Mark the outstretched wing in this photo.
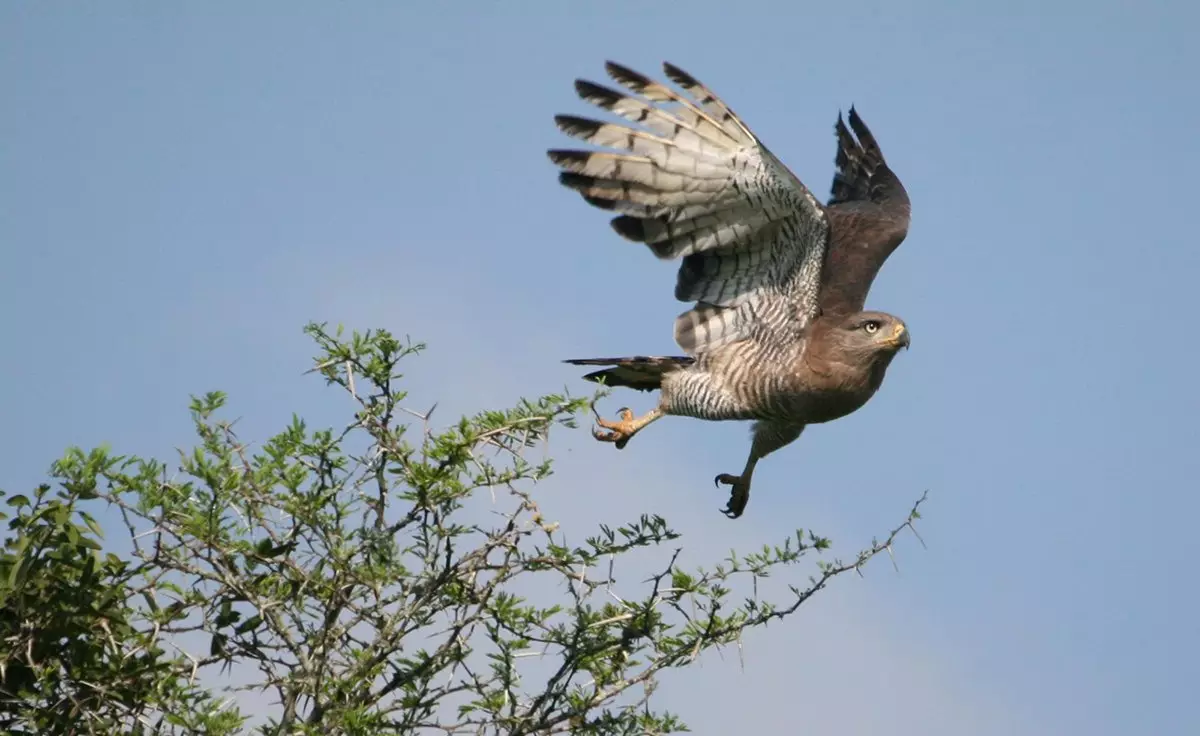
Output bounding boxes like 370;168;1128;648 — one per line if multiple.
548;62;829;356
818;107;911;317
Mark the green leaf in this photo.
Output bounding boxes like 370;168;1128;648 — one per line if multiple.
8;553;32;587
210;632;227;657
79;511;104;538
234;614;262;634
80;551;96;585
254;538;294;559
4;494;30;508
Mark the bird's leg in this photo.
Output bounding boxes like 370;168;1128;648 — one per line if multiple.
591;402;664;450
716;422;805;519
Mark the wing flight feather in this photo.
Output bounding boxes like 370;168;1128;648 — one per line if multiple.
549;61;829;355
820;107;911;316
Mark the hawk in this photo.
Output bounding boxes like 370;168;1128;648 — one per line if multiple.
551;62;911;519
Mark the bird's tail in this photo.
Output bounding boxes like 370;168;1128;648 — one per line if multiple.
563;355;694;392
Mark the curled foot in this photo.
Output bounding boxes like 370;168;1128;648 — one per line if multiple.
591;406;637;450
715;473;750;519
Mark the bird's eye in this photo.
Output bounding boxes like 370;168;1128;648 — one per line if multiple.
863;321;881;334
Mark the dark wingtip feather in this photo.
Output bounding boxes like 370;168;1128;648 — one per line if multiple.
846;107;882;157
847;107;865;131
547;149;589;168
556;170;595;191
661;61;695;88
834;113;854;146
575;79;622;106
605;61;652;90
605;60;643;79
582;194;617;211
554;114;603;138
610;215;646;242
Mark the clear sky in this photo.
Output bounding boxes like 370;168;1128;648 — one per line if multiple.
2;2;1197;734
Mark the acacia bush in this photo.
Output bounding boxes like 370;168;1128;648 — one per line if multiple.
0;323;925;734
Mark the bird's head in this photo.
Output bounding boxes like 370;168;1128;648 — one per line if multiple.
825;311;911;362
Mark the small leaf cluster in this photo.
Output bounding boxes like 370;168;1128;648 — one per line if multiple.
0;458;239;734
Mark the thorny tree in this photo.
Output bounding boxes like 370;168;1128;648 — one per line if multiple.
0;323;926;734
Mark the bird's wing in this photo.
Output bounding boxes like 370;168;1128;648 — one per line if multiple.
818;108;911;317
549;61;829;356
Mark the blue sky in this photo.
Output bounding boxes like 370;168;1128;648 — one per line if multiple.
2;2;1197;733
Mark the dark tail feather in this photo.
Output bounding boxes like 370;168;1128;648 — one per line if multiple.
563;355;694;392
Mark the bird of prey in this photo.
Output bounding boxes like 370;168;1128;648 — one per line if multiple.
551;61;912;519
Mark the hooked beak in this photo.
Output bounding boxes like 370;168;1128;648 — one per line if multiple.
887;323;911;350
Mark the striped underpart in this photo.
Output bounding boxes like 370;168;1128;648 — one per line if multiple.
661;339;805;422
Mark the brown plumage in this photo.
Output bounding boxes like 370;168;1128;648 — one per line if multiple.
553;61;912;518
